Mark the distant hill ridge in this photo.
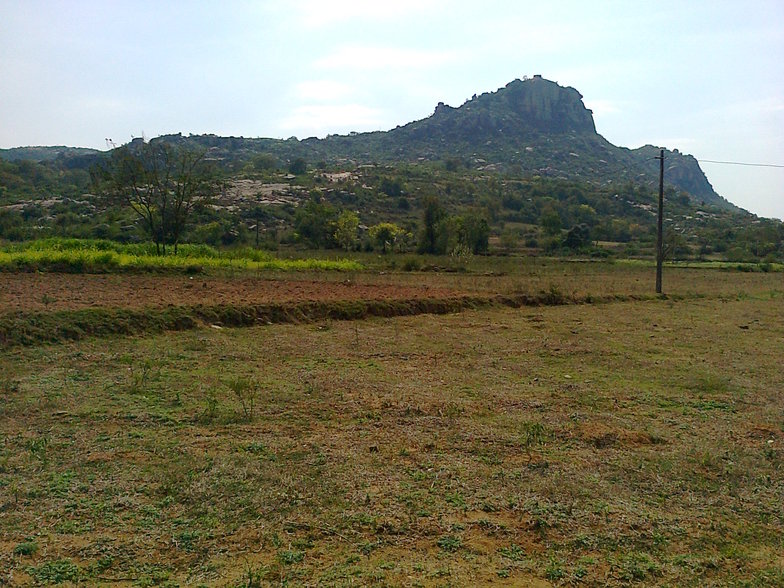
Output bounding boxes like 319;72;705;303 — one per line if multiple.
0;146;100;163
304;76;729;208
1;76;734;209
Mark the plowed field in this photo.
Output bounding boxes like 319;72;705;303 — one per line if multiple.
0;273;460;313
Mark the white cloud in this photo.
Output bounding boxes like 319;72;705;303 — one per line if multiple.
294;80;354;102
315;46;461;70
292;0;445;29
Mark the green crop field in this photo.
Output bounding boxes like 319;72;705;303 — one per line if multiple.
0;239;362;274
0;261;782;586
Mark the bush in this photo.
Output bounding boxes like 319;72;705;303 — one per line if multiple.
401;256;422;271
14;542;38;556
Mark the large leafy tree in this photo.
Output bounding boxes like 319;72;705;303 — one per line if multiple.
293;199;338;248
333;210;359;251
94;141;218;254
368;222;404;253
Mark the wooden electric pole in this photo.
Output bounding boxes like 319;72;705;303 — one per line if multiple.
655;149;665;294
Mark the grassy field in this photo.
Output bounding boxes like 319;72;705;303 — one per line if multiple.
0;264;783;586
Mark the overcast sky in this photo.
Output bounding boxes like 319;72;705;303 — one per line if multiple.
2;0;783;218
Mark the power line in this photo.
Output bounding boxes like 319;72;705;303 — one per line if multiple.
698;159;784;169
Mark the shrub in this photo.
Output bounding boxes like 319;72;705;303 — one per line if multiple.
14;541;38;556
227;377;259;422
401;256;422;271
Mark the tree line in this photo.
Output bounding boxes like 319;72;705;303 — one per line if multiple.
2;142;782;263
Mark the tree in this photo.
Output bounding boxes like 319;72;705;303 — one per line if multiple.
369;222;404;253
418;195;446;254
540;209;562;236
444;157;463;172
251;153;278;172
663;228;691;260
380;177;403;197
94;141;217;254
288;158;307;175
334;210;359;251
293;199;337;248
456;213;490;254
563;223;591;250
573;204;597;227
249;205;272;248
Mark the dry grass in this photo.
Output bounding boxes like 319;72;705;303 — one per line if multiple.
360;258;783;299
0;267;782;586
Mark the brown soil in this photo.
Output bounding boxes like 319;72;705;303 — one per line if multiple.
0;273;460;313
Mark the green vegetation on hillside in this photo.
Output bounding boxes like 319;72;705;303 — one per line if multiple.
1;77;782;263
1;155;782;263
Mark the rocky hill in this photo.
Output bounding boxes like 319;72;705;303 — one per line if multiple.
149;76;731;210
0;77;733;210
308;76;728;208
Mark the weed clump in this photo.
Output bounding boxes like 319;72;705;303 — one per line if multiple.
227;377;259;422
520;421;548;462
277;550;305;565
541;284;568;305
13;541;38;557
199;387;220;423
26;559;81;584
616;552;660;581
498;544;525;562
437;535;462;552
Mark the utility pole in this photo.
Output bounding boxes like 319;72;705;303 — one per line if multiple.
655;149;665;294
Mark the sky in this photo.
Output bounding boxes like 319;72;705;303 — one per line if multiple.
1;1;783;219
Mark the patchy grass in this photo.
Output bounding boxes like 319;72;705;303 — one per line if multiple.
0;285;782;585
